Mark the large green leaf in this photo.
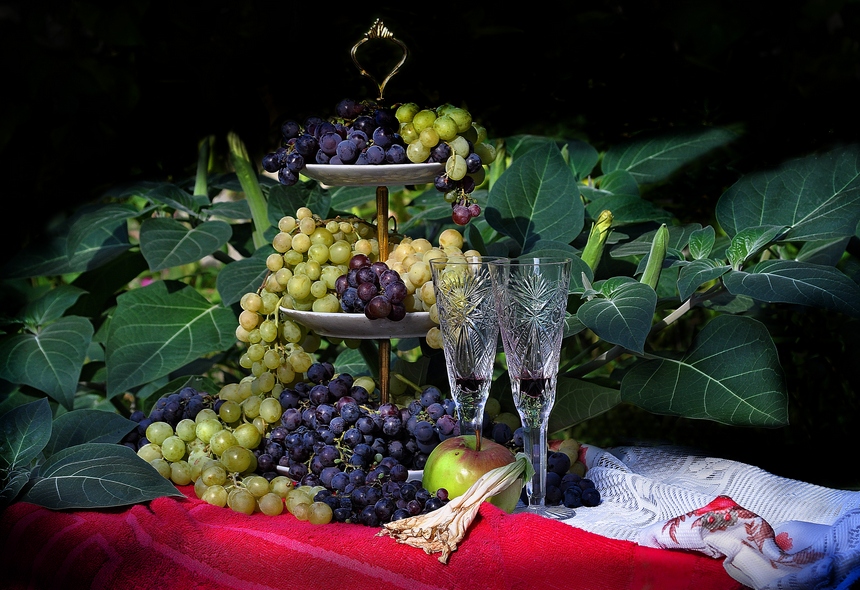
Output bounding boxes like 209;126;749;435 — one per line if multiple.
548;377;622;433
43;409;136;459
203;199;251;220
563;139;600;181
485;141;584;250
610;223;703;258
0;317;94;409
23;443;181;509
576;277;656;354
725;225;790;269
144;182;201;217
267;181;330;224
105;281;236;398
716;145;860;241
0;398;52;470
22;285;87;326
677;259;731;301
723;259;860;317
329;185;380;212
601;127;737;185
621;315;787;426
215;247;271;306
585;194;673;226
139;218;232;271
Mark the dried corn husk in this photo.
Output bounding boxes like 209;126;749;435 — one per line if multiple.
376;453;532;563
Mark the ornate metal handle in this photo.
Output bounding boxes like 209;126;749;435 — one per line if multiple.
350;19;408;103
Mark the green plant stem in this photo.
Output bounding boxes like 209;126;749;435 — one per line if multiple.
194;135;214;197
228;132;269;250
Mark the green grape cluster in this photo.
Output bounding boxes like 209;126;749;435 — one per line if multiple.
395;102;497;225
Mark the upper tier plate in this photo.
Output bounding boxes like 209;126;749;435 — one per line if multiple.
302;163;443;187
280;308;435;339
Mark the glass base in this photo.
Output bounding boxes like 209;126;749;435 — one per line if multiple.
512;502;577;520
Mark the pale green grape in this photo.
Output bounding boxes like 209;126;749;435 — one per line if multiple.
395;102;420;123
240;292;263;313
308;501;333;525
353;376;376;394
221;445;253;473
272;232;293;253
150;458;171;479
310;226;334;247
263;349;281;370
407;141;430;163
161;435;187;462
419;127;440;148
298;216;316;235
446;154;467;181
287;275;312;300
239;353;253;369
289;350;313;373
407;260;432;288
228;487;257;515
449;135;471;157
241;395;261;419
196;418;223;443
281;319;303;343
145;421;173;446
218;382;242;402
399;122;419;144
278;216;297;233
310;280;328;299
448;107;472;133
259;319;278;343
320;265;344;289
412;109;436;132
426;325;444;349
195;408;218;424
258;492;285;516
308;243;329;264
243;475;270;498
270;476;294;498
194;477;209;499
432;115;458;141
275;267;293;286
170;460;193;485
219;400;242;423
259;397;283;424
233;423;262;450
201;484;228;507
312;293;340;313
284;249;304;266
201;463;228;487
277;363;296;384
209;429;238;456
247;343;265;362
266;252;284;272
137;443;162;462
256;371;275;393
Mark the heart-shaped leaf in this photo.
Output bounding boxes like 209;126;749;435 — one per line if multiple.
43;409;137;459
215;247;271;306
601;127;737;185
723;259;860;317
0;398;52;470
105;281;237;398
677;259;731;301
486;141;584;251
576;277;656;354
0;317;93;409
716;144;860;241
22;285;87;326
621;315;787;426
144;182;201;217
23;443;181;509
563;139;600;181
585;194;672;226
725;225;789;270
140;218;232;272
688;225;716;260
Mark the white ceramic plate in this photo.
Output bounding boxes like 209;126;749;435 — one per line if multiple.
280;308;435;339
302;163;443;187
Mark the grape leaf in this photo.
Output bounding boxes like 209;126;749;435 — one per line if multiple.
601;127;737;185
726;225;789;270
576;277;656;354
485;141;584;250
0;398;52;470
688;225;716;260
23;443;182;509
105;281;236;398
43;409;137;459
621;315;787;426
140;218;232;272
595;169;640;196
563;139;600;181
723;259;860;317
716;144;860;241
0;317;94;409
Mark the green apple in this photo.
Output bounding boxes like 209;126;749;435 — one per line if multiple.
421;435;522;513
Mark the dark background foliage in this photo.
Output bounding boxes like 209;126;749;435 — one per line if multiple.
2;0;859;487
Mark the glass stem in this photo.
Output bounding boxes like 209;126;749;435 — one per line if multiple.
524;423;547;506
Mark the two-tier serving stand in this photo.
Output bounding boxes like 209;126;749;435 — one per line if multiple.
280;20;439;405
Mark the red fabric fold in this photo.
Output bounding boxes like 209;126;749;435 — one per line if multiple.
0;486;746;590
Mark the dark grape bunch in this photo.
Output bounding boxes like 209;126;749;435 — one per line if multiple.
261;98;496;226
120;386;214;451
334;253;407;321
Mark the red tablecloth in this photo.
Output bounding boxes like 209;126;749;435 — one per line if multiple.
0;486;745;590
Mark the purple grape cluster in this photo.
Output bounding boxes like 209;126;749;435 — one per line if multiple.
334;253;407;321
261;99;418;186
512;445;602;509
259;362;463;525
